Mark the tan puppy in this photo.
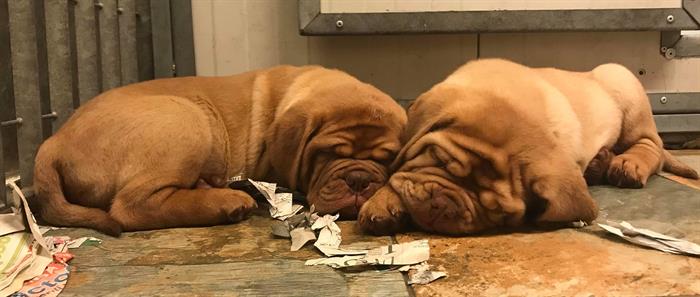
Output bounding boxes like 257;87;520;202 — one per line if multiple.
358;59;698;235
33;65;406;236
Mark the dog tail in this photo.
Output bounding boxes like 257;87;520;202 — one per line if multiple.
662;149;699;179
33;141;123;236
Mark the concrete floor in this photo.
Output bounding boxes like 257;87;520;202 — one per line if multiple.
52;151;700;297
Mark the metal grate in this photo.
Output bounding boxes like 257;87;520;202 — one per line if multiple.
0;0;195;209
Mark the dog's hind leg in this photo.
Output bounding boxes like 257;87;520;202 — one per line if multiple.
109;181;257;231
592;64;664;188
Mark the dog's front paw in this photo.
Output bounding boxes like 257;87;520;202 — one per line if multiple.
584;148;614;185
225;194;258;222
607;154;645;188
357;187;407;235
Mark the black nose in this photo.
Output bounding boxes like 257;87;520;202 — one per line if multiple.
345;171;372;193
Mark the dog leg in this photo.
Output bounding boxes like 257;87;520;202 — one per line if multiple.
592;64;664;188
110;186;257;232
607;138;663;188
357;186;408;235
584;148;614;186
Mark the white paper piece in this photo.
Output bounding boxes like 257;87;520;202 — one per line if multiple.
571;220;587;228
305;240;430;268
290;228;317;251
0;180;58;296
402;262;447;285
66;237;102;249
0;211;25;236
0;233;36;290
313;246;369;256
7;181;51;252
38;225;63;235
598;221;700;256
249;179;277;201
248;180;303;220
311;214;342;254
0;244;53;296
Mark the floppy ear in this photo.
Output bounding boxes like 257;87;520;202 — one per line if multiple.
265;106;319;190
528;174;599;224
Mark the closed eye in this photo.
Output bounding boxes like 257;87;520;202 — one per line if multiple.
371;148;397;165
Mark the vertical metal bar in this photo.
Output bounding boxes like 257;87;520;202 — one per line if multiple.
74;0;101;104
33;0;53;141
135;0;154;81
96;0;122;90
117;0;138;85
0;122;4;208
0;0;10;206
170;0;195;76
67;0;80;109
44;0;75;132
7;0;44;188
150;0;173;78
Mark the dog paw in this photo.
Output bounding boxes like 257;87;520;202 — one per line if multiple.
226;195;258;222
607;155;645;188
584;148;614;185
357;195;407;235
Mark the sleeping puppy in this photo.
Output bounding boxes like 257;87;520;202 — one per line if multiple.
358;59;698;235
33;65;407;236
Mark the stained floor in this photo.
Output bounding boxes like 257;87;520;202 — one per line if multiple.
52;151;700;297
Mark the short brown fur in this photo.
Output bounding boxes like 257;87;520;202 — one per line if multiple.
33;65;407;236
359;59;698;235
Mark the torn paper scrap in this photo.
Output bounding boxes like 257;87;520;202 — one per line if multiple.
307;214;366;256
571;220;587;228
66;237;102;249
7;181;51;252
1;180;66;297
305;240;430;268
290;228;317;251
0;255;53;296
0;232;55;296
38;226;63;235
248;180;303;220
0;212;25;236
313;246;369;257
1;233;37;290
271;221;292;238
400;262;447;285
311;214;342;255
9;252;73;297
598;221;700;256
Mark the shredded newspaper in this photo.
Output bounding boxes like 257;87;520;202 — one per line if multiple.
598;221;700;256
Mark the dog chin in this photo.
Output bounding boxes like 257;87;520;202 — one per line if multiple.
389;171;495;234
308;179;382;219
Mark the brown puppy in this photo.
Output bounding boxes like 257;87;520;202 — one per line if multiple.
33;65;407;236
358;59;698;235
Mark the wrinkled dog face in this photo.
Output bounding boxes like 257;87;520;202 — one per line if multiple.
389;130;526;234
267;75;407;220
307;124;401;218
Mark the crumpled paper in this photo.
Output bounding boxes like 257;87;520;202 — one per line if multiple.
248;179;303;220
399;262;447;285
598;221;700;256
1;179;97;296
305;240;431;268
1;180;57;296
9;253;73;297
270;206;318;251
248;178;444;284
310;214;366;256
